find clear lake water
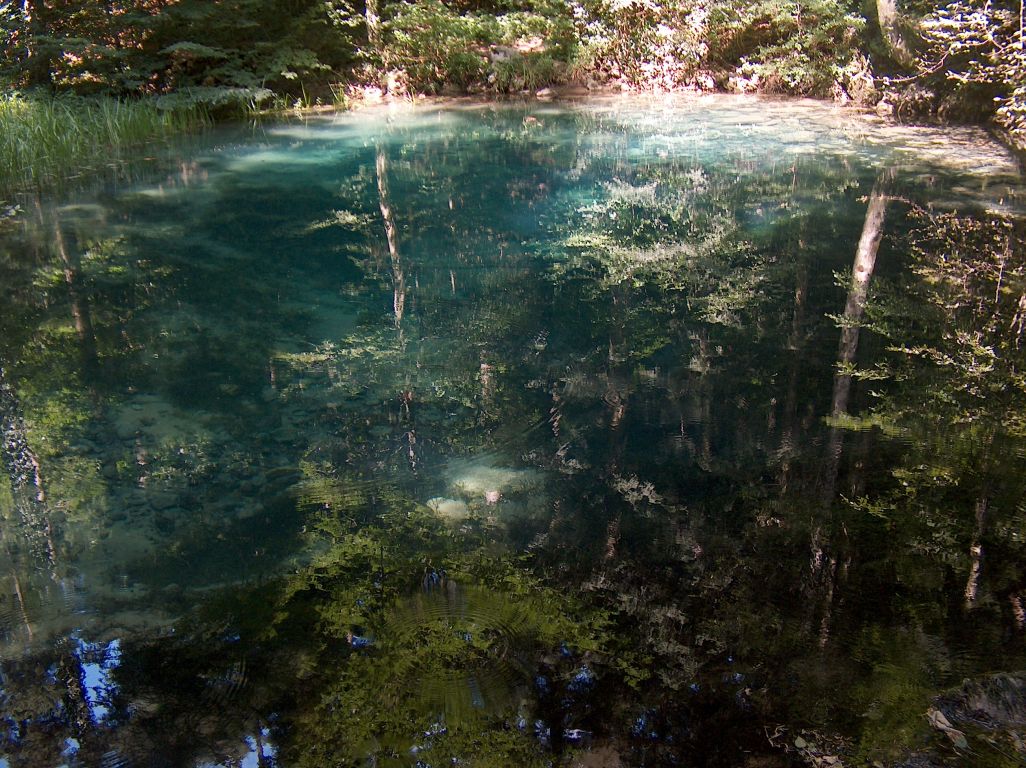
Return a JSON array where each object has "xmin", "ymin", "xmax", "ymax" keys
[{"xmin": 1, "ymin": 94, "xmax": 1025, "ymax": 767}]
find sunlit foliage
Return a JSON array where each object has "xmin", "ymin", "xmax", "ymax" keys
[{"xmin": 915, "ymin": 0, "xmax": 1026, "ymax": 141}]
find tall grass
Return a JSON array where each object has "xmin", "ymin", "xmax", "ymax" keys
[{"xmin": 0, "ymin": 92, "xmax": 211, "ymax": 196}]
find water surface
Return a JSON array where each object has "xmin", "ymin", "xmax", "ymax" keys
[{"xmin": 2, "ymin": 94, "xmax": 1025, "ymax": 767}]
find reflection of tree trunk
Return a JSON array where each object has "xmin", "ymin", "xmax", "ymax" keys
[
  {"xmin": 700, "ymin": 386, "xmax": 712, "ymax": 471},
  {"xmin": 809, "ymin": 175, "xmax": 889, "ymax": 644},
  {"xmin": 1011, "ymin": 592, "xmax": 1025, "ymax": 630},
  {"xmin": 0, "ymin": 372, "xmax": 45, "ymax": 504},
  {"xmin": 59, "ymin": 642, "xmax": 105, "ymax": 762},
  {"xmin": 603, "ymin": 515, "xmax": 621, "ymax": 562},
  {"xmin": 8, "ymin": 565, "xmax": 35, "ymax": 640},
  {"xmin": 964, "ymin": 494, "xmax": 988, "ymax": 608},
  {"xmin": 0, "ymin": 364, "xmax": 55, "ymax": 562},
  {"xmin": 60, "ymin": 645, "xmax": 92, "ymax": 729},
  {"xmin": 779, "ymin": 258, "xmax": 808, "ymax": 487},
  {"xmin": 255, "ymin": 723, "xmax": 272, "ymax": 767},
  {"xmin": 822, "ymin": 176, "xmax": 889, "ymax": 496},
  {"xmin": 818, "ymin": 555, "xmax": 837, "ymax": 647},
  {"xmin": 375, "ymin": 143, "xmax": 405, "ymax": 329},
  {"xmin": 49, "ymin": 206, "xmax": 99, "ymax": 373},
  {"xmin": 605, "ymin": 286, "xmax": 630, "ymax": 472},
  {"xmin": 831, "ymin": 177, "xmax": 889, "ymax": 422},
  {"xmin": 787, "ymin": 260, "xmax": 808, "ymax": 353}
]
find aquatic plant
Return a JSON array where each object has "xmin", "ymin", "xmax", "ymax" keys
[{"xmin": 0, "ymin": 92, "xmax": 209, "ymax": 195}]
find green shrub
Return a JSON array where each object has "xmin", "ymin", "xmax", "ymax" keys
[
  {"xmin": 386, "ymin": 0, "xmax": 497, "ymax": 90},
  {"xmin": 495, "ymin": 5, "xmax": 576, "ymax": 57},
  {"xmin": 374, "ymin": 0, "xmax": 576, "ymax": 92},
  {"xmin": 491, "ymin": 52, "xmax": 562, "ymax": 91},
  {"xmin": 571, "ymin": 0, "xmax": 710, "ymax": 89},
  {"xmin": 913, "ymin": 0, "xmax": 1026, "ymax": 144},
  {"xmin": 708, "ymin": 0, "xmax": 865, "ymax": 95}
]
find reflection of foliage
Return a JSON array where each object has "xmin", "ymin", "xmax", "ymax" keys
[
  {"xmin": 552, "ymin": 167, "xmax": 786, "ymax": 331},
  {"xmin": 868, "ymin": 209, "xmax": 1026, "ymax": 430},
  {"xmin": 850, "ymin": 628, "xmax": 946, "ymax": 763},
  {"xmin": 4, "ymin": 104, "xmax": 1026, "ymax": 768},
  {"xmin": 301, "ymin": 207, "xmax": 373, "ymax": 233},
  {"xmin": 834, "ymin": 206, "xmax": 1026, "ymax": 760},
  {"xmin": 273, "ymin": 481, "xmax": 613, "ymax": 766}
]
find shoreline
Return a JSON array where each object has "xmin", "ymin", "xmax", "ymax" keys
[
  {"xmin": 2, "ymin": 87, "xmax": 1022, "ymax": 203},
  {"xmin": 278, "ymin": 83, "xmax": 1026, "ymax": 161}
]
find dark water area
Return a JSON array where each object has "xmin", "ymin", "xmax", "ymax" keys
[{"xmin": 2, "ymin": 95, "xmax": 1026, "ymax": 767}]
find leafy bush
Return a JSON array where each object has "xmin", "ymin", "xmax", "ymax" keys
[
  {"xmin": 709, "ymin": 0, "xmax": 865, "ymax": 95},
  {"xmin": 564, "ymin": 0, "xmax": 865, "ymax": 94},
  {"xmin": 376, "ymin": 1, "xmax": 572, "ymax": 92},
  {"xmin": 569, "ymin": 0, "xmax": 710, "ymax": 89},
  {"xmin": 386, "ymin": 0, "xmax": 496, "ymax": 89},
  {"xmin": 490, "ymin": 52, "xmax": 562, "ymax": 91},
  {"xmin": 495, "ymin": 5, "xmax": 576, "ymax": 57},
  {"xmin": 0, "ymin": 0, "xmax": 344, "ymax": 100},
  {"xmin": 914, "ymin": 0, "xmax": 1026, "ymax": 143}
]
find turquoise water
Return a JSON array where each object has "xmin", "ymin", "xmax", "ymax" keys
[{"xmin": 1, "ymin": 95, "xmax": 1025, "ymax": 766}]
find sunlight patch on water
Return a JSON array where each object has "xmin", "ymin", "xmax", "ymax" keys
[{"xmin": 572, "ymin": 93, "xmax": 1022, "ymax": 188}]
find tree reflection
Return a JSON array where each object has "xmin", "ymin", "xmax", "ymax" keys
[
  {"xmin": 0, "ymin": 364, "xmax": 55, "ymax": 563},
  {"xmin": 375, "ymin": 140, "xmax": 406, "ymax": 330},
  {"xmin": 1, "ymin": 106, "xmax": 1025, "ymax": 767}
]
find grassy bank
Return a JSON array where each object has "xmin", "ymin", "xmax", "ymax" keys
[{"xmin": 0, "ymin": 92, "xmax": 211, "ymax": 196}]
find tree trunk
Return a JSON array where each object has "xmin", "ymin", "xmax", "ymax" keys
[
  {"xmin": 365, "ymin": 0, "xmax": 383, "ymax": 55},
  {"xmin": 22, "ymin": 0, "xmax": 54, "ymax": 88},
  {"xmin": 876, "ymin": 0, "xmax": 914, "ymax": 66}
]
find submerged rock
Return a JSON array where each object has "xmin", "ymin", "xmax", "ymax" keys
[
  {"xmin": 932, "ymin": 671, "xmax": 1026, "ymax": 758},
  {"xmin": 426, "ymin": 497, "xmax": 471, "ymax": 522},
  {"xmin": 940, "ymin": 672, "xmax": 1026, "ymax": 726},
  {"xmin": 445, "ymin": 456, "xmax": 545, "ymax": 499}
]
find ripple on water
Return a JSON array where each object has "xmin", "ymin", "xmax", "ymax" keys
[
  {"xmin": 379, "ymin": 583, "xmax": 540, "ymax": 718},
  {"xmin": 201, "ymin": 658, "xmax": 249, "ymax": 706},
  {"xmin": 99, "ymin": 751, "xmax": 133, "ymax": 768},
  {"xmin": 0, "ymin": 596, "xmax": 25, "ymax": 643},
  {"xmin": 0, "ymin": 574, "xmax": 100, "ymax": 655}
]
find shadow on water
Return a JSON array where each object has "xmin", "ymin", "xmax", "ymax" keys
[{"xmin": 2, "ymin": 96, "xmax": 1026, "ymax": 767}]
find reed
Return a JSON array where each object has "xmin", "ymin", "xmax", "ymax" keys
[{"xmin": 0, "ymin": 92, "xmax": 211, "ymax": 196}]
